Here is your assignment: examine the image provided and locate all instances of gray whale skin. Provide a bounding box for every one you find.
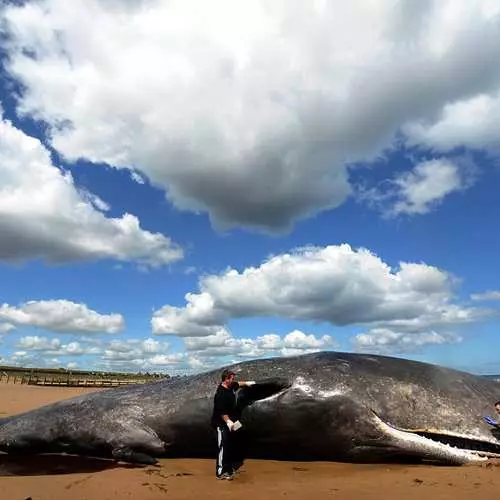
[1,351,500,466]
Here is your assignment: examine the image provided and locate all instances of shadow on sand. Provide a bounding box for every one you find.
[0,453,145,476]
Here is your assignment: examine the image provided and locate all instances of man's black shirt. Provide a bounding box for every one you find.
[211,382,240,428]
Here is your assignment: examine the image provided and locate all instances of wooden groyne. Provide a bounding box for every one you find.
[0,371,164,387]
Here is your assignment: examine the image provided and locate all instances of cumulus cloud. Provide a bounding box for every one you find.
[183,328,335,359]
[10,335,190,372]
[10,330,316,372]
[9,349,82,370]
[148,353,187,366]
[2,1,500,231]
[97,338,202,373]
[0,112,183,266]
[16,336,164,360]
[360,158,476,217]
[17,336,100,356]
[0,299,124,334]
[9,351,33,365]
[18,336,62,352]
[404,93,500,152]
[352,327,462,354]
[102,338,165,361]
[152,244,484,337]
[0,323,15,334]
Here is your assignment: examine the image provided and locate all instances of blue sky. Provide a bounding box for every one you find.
[1,0,500,375]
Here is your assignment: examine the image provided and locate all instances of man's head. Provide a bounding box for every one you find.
[221,369,235,387]
[495,401,500,415]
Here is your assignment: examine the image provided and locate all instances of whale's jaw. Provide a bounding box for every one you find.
[372,411,500,464]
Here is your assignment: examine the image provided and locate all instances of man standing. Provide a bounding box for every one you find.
[211,369,254,480]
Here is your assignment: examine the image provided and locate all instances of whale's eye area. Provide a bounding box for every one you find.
[236,377,291,408]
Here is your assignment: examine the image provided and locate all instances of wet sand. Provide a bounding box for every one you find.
[1,382,499,500]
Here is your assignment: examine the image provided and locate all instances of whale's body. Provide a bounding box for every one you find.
[1,351,500,465]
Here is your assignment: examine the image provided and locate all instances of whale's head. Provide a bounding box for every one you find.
[237,372,500,465]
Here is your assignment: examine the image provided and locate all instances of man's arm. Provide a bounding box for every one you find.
[237,380,255,387]
[228,380,254,391]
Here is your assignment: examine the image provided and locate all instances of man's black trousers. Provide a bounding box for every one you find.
[215,426,245,477]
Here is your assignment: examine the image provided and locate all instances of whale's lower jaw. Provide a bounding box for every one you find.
[372,412,500,464]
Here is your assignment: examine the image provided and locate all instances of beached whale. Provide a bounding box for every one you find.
[1,351,500,466]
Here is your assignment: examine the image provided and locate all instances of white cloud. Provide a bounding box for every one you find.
[0,323,15,334]
[8,329,331,372]
[0,299,124,334]
[281,329,334,355]
[102,338,165,361]
[18,336,62,351]
[11,351,29,361]
[149,353,186,366]
[152,244,484,337]
[183,328,334,359]
[16,336,101,357]
[471,290,500,301]
[360,158,476,216]
[352,327,462,354]
[9,335,180,371]
[130,171,145,185]
[0,112,183,266]
[2,1,500,231]
[96,338,201,373]
[404,93,500,152]
[63,342,99,355]
[391,159,473,215]
[8,349,80,370]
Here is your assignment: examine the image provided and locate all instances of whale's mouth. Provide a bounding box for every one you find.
[372,411,500,463]
[236,378,291,409]
[404,429,500,459]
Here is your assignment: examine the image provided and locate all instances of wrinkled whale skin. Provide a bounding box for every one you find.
[1,351,500,465]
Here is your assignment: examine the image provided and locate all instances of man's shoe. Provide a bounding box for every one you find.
[216,472,234,480]
[232,466,243,476]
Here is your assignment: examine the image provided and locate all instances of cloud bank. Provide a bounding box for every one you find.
[2,1,500,231]
[0,111,183,266]
[0,299,124,334]
[152,244,486,356]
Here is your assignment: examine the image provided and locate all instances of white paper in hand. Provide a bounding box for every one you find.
[232,420,243,431]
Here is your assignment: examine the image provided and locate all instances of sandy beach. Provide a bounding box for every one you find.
[1,382,499,500]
